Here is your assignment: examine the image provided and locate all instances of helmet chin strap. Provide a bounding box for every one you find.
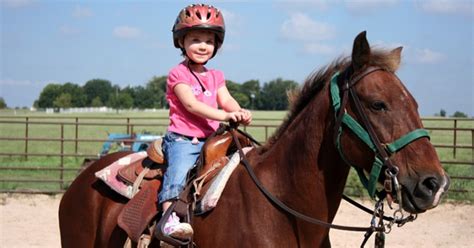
[186,60,209,95]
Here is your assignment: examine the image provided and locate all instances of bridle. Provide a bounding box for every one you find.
[330,66,429,202]
[228,65,430,247]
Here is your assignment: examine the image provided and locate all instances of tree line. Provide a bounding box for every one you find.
[0,84,470,117]
[33,76,299,111]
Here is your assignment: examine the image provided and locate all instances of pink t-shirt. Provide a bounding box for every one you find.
[166,62,225,138]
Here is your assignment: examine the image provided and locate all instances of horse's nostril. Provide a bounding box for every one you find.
[422,177,439,194]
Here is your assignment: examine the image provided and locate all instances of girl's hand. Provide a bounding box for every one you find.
[225,111,245,123]
[224,109,252,126]
[238,109,252,126]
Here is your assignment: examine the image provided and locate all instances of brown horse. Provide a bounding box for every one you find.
[59,32,450,247]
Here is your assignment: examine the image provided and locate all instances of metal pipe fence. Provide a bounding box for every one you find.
[0,116,472,198]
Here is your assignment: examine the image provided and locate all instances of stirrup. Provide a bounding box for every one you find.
[154,202,192,247]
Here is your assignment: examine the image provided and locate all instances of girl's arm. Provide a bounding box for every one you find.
[216,85,241,112]
[217,86,252,125]
[174,83,244,122]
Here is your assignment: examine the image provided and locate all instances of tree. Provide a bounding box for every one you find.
[146,76,167,108]
[0,97,7,109]
[451,111,468,118]
[83,79,113,106]
[90,97,103,107]
[36,83,62,108]
[259,78,298,110]
[133,85,158,109]
[232,92,250,108]
[439,109,446,117]
[224,80,250,107]
[107,92,133,110]
[53,93,73,108]
[62,82,87,107]
[225,80,241,95]
[119,93,134,109]
[241,80,260,109]
[121,85,136,100]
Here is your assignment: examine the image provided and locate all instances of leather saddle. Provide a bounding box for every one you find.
[117,138,165,185]
[116,138,166,243]
[117,125,253,244]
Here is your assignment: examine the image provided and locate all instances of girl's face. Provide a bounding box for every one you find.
[181,30,216,64]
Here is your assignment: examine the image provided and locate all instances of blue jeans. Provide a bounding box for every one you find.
[158,131,204,204]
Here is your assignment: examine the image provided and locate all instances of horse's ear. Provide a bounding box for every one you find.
[389,46,403,71]
[352,31,371,72]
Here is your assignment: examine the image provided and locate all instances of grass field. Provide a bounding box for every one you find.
[0,109,472,202]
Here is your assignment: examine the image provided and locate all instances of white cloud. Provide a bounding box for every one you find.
[371,40,406,50]
[113,26,141,39]
[73,5,93,18]
[418,0,473,15]
[2,0,35,8]
[414,48,444,64]
[280,12,335,42]
[280,12,336,55]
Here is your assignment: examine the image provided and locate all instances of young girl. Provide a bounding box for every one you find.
[159,4,252,239]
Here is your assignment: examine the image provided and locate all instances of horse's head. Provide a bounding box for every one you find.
[338,31,450,214]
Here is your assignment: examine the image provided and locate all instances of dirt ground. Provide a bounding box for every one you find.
[0,193,472,248]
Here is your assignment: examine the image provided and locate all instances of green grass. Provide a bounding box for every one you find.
[0,110,472,202]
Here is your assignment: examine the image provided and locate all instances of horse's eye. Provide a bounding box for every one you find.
[371,101,387,111]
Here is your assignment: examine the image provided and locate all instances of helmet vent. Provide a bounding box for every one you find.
[196,11,202,20]
[185,9,191,17]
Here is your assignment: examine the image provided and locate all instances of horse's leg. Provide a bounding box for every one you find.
[321,235,331,248]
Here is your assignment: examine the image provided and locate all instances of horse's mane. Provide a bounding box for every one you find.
[264,48,401,148]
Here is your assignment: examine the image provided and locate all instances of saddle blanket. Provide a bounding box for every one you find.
[95,151,148,199]
[196,147,253,214]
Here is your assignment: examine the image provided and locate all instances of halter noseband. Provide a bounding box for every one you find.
[330,66,430,200]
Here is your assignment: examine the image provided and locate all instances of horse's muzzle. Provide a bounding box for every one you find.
[401,173,450,213]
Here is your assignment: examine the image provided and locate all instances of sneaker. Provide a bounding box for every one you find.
[163,212,193,240]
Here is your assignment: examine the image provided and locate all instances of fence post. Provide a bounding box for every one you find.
[75,117,79,155]
[453,119,457,158]
[60,124,64,190]
[25,117,29,160]
[471,130,474,161]
[127,118,131,135]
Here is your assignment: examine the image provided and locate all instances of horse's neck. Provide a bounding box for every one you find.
[256,83,349,213]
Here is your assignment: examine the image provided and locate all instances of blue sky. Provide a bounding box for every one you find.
[1,0,473,116]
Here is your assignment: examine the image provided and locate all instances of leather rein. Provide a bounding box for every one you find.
[229,127,386,233]
[226,66,429,235]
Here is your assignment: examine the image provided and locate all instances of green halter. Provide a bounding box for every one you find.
[330,71,430,198]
